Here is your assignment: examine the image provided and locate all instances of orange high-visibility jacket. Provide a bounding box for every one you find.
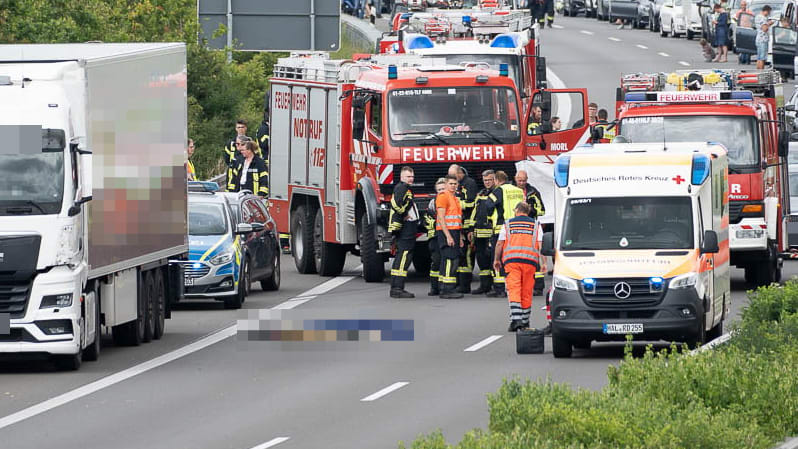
[436,191,462,231]
[501,216,541,269]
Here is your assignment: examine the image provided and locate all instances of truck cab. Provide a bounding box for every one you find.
[542,143,730,357]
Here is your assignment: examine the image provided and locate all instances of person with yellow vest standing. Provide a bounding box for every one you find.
[186,138,197,181]
[494,202,541,332]
[486,170,524,298]
[436,175,464,299]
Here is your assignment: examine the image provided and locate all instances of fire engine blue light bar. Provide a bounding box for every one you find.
[625,92,648,102]
[554,155,571,187]
[490,34,520,48]
[729,91,754,100]
[691,153,710,185]
[406,35,434,50]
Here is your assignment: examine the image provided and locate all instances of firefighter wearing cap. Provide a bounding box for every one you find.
[593,109,616,143]
[514,170,546,295]
[486,171,525,298]
[425,178,447,296]
[437,175,464,299]
[494,201,541,332]
[449,164,478,293]
[468,169,497,295]
[388,166,419,299]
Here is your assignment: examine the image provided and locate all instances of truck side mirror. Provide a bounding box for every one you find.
[540,90,552,122]
[542,231,555,256]
[700,230,719,254]
[68,149,93,217]
[352,102,366,141]
[536,56,547,89]
[779,130,790,157]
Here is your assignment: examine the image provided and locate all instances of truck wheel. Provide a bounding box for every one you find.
[754,243,778,286]
[152,269,166,340]
[291,205,318,274]
[142,272,155,343]
[552,333,573,358]
[412,243,431,276]
[83,287,101,361]
[225,260,247,309]
[358,209,385,282]
[261,255,281,291]
[54,351,82,371]
[313,209,346,276]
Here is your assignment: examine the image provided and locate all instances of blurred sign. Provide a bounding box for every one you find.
[198,0,340,51]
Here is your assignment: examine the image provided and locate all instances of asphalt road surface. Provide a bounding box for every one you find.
[1,14,795,449]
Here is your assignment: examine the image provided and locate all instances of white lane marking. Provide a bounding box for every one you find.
[545,67,571,125]
[552,24,564,29]
[580,30,594,35]
[608,37,622,42]
[0,274,358,430]
[658,51,670,57]
[678,60,691,66]
[250,437,291,449]
[361,382,410,402]
[636,44,648,49]
[464,335,503,352]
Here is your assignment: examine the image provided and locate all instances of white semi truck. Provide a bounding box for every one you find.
[0,43,188,370]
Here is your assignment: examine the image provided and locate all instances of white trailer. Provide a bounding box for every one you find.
[0,43,188,370]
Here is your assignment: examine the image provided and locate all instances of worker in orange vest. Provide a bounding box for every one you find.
[493,201,541,332]
[436,174,464,299]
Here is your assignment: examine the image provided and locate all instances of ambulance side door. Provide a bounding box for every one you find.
[524,89,591,162]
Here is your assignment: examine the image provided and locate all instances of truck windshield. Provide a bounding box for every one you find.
[425,54,521,93]
[388,86,521,144]
[561,197,694,250]
[188,203,228,236]
[618,115,758,168]
[0,153,64,216]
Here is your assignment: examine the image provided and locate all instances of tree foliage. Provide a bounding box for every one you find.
[0,0,282,178]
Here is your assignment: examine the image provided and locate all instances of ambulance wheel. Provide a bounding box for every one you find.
[314,209,346,277]
[412,243,431,276]
[706,318,723,342]
[552,334,573,358]
[291,205,318,274]
[358,210,385,282]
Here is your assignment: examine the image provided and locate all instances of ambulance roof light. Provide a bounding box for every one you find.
[554,155,571,188]
[691,153,710,185]
[388,65,398,80]
[490,33,520,48]
[406,35,435,50]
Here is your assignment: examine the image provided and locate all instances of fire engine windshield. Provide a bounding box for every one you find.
[426,54,521,93]
[618,115,758,168]
[561,197,694,250]
[388,86,521,144]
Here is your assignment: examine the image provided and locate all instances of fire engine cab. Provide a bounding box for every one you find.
[613,70,791,285]
[269,53,589,282]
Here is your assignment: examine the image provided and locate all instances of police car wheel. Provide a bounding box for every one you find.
[552,334,573,358]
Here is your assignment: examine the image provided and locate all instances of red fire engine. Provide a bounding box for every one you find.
[268,54,589,281]
[613,70,791,285]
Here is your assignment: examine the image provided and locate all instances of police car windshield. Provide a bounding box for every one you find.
[619,115,758,167]
[189,203,228,236]
[561,197,694,250]
[0,153,64,215]
[426,54,521,92]
[388,86,520,144]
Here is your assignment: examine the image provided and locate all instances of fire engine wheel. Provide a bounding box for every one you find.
[358,210,385,283]
[313,209,346,277]
[291,205,318,274]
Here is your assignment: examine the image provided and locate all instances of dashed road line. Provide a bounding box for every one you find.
[361,382,410,402]
[658,51,670,57]
[552,24,565,29]
[636,44,648,49]
[580,30,594,35]
[608,37,622,42]
[464,335,503,352]
[249,437,291,449]
[678,60,691,66]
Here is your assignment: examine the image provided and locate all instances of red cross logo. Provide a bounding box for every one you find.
[673,175,686,185]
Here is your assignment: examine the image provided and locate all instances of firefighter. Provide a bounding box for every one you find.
[530,0,545,27]
[228,140,269,197]
[437,175,464,299]
[494,201,541,332]
[223,119,261,186]
[486,171,524,298]
[388,166,419,299]
[426,178,447,296]
[468,169,496,295]
[514,169,546,295]
[256,109,270,165]
[448,164,478,294]
[186,138,197,181]
[544,0,555,28]
[593,109,616,143]
[527,106,543,136]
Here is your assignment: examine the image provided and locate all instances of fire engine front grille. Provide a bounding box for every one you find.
[381,161,519,195]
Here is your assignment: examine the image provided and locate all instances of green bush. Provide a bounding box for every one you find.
[403,282,798,449]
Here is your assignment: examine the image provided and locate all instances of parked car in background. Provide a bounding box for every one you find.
[633,0,652,27]
[597,0,611,20]
[564,0,597,16]
[659,0,702,38]
[734,0,784,62]
[609,0,639,23]
[648,0,666,31]
[787,143,798,249]
[770,0,798,78]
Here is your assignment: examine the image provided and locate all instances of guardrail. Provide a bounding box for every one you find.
[774,437,798,449]
[341,14,382,52]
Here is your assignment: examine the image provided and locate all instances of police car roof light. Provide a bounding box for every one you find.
[406,35,435,50]
[554,155,570,188]
[388,65,398,80]
[188,181,219,193]
[499,63,509,77]
[490,33,519,48]
[691,153,710,185]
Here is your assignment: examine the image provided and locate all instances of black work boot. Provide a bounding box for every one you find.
[390,289,415,299]
[440,287,464,299]
[428,278,440,296]
[456,273,472,294]
[507,320,524,332]
[471,275,493,295]
[486,287,507,298]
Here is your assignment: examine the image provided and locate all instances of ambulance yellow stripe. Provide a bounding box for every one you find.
[570,154,693,167]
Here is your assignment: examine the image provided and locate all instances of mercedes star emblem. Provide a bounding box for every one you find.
[613,282,632,299]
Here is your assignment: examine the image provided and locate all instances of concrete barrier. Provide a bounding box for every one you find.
[774,437,798,449]
[341,14,382,52]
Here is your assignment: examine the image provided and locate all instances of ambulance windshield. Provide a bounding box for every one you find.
[388,86,521,144]
[428,54,521,92]
[561,197,694,250]
[618,115,758,168]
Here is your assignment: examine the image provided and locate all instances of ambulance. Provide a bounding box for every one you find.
[541,143,730,357]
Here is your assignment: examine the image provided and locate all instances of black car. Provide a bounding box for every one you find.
[597,0,611,19]
[564,0,597,16]
[609,0,640,22]
[221,191,281,294]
